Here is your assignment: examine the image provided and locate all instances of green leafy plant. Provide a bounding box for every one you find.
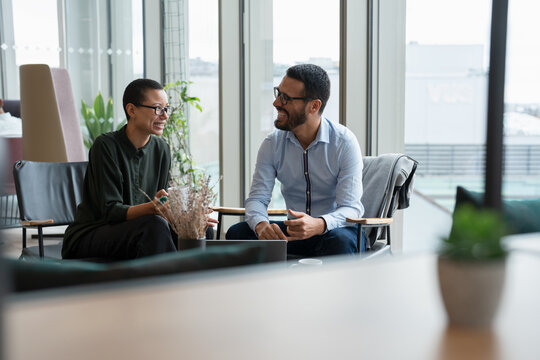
[441,204,508,260]
[163,80,202,180]
[81,92,126,149]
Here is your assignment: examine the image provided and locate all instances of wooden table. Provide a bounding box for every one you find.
[4,245,540,359]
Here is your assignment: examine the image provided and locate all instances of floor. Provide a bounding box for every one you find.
[0,226,65,258]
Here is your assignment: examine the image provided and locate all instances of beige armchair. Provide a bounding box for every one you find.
[19,64,86,162]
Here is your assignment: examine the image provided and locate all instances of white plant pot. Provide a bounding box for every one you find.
[437,256,506,328]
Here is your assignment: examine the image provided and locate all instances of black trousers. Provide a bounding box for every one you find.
[67,215,177,260]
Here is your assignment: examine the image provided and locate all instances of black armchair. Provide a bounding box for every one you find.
[13,160,87,258]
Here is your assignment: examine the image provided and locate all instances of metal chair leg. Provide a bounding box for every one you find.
[357,224,364,254]
[38,226,44,258]
[22,227,27,248]
[216,212,223,240]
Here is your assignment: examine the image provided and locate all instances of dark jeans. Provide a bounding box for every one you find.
[226,221,366,257]
[67,215,178,260]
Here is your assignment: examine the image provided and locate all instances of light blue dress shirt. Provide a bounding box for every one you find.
[245,117,364,233]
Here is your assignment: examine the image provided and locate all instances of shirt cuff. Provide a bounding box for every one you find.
[247,215,269,233]
[318,217,329,234]
[320,214,335,232]
[107,204,130,223]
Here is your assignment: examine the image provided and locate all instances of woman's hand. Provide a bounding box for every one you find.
[153,189,172,222]
[205,207,219,228]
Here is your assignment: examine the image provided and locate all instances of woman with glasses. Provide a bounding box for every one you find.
[62,79,184,260]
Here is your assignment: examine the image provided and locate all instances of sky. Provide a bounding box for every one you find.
[407,0,540,104]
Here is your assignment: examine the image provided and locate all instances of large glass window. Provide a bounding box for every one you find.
[0,0,60,97]
[504,0,540,199]
[161,0,220,199]
[188,0,220,188]
[244,0,340,208]
[403,0,492,251]
[406,0,540,209]
[12,0,60,67]
[405,0,492,211]
[65,0,143,124]
[1,0,143,127]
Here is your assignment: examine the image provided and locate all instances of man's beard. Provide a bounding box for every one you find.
[274,106,307,131]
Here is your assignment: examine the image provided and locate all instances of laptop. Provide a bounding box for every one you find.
[204,239,287,263]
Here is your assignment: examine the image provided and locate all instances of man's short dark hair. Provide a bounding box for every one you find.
[286,64,330,114]
[123,78,164,120]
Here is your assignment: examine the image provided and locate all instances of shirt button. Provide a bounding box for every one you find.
[307,208,310,212]
[307,191,310,194]
[304,172,308,175]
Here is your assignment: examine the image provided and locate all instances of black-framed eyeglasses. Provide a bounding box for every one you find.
[136,104,175,116]
[273,87,312,105]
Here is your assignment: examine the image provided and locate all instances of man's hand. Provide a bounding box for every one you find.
[255,221,288,241]
[284,209,326,241]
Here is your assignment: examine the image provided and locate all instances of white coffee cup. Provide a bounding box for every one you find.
[297,258,323,266]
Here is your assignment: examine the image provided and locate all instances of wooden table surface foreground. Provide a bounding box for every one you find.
[4,245,540,360]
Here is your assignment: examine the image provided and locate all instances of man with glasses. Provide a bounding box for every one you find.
[63,79,181,259]
[226,64,366,257]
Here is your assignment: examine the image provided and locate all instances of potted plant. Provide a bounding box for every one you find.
[163,80,202,180]
[167,174,217,250]
[81,92,126,149]
[139,172,216,250]
[438,204,508,328]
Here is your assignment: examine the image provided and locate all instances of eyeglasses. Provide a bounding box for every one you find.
[273,87,312,105]
[136,104,175,116]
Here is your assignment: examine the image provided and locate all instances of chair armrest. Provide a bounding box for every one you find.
[267,209,287,215]
[211,207,246,215]
[211,207,287,216]
[345,217,393,225]
[20,219,55,227]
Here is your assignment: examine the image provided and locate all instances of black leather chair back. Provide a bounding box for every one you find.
[3,100,21,118]
[13,161,87,225]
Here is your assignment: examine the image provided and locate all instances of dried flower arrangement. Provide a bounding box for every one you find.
[141,173,216,241]
[165,174,217,240]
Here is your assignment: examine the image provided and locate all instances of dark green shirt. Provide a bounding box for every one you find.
[62,126,171,257]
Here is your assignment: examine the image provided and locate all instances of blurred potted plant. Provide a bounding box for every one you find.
[438,204,508,328]
[163,80,202,181]
[80,92,126,149]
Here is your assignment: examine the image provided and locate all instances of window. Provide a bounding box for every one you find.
[503,0,540,199]
[12,0,60,67]
[405,0,492,211]
[1,0,60,97]
[244,0,340,208]
[161,0,220,199]
[188,0,220,196]
[0,0,144,126]
[65,0,143,124]
[403,0,492,251]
